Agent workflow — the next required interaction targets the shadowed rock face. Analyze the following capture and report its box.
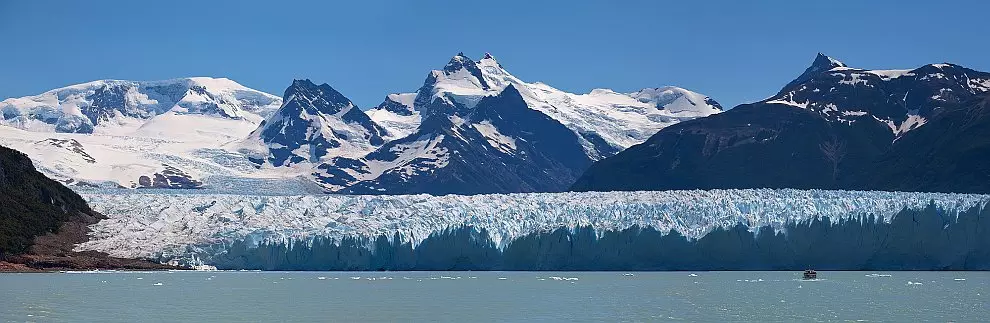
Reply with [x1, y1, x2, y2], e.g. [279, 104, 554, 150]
[210, 204, 990, 271]
[253, 79, 387, 167]
[572, 55, 990, 194]
[339, 85, 592, 195]
[137, 165, 204, 189]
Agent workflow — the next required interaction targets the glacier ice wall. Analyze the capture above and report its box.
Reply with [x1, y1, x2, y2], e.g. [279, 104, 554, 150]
[75, 189, 989, 268]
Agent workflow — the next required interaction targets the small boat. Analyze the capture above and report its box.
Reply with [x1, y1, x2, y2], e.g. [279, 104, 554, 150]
[802, 270, 818, 280]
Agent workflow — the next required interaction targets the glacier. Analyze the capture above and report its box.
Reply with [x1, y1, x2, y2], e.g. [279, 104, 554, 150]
[74, 189, 990, 270]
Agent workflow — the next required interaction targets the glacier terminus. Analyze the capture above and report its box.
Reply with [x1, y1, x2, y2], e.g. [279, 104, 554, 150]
[76, 189, 990, 270]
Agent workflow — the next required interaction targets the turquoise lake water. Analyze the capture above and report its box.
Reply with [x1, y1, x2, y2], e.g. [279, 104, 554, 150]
[1, 271, 986, 322]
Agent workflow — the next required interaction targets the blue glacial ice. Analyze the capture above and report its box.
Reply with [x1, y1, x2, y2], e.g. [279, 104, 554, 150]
[75, 189, 990, 270]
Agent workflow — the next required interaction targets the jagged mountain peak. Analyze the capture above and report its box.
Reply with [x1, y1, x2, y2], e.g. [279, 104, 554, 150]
[281, 79, 356, 116]
[769, 54, 990, 136]
[247, 79, 385, 166]
[498, 83, 522, 99]
[441, 52, 490, 90]
[814, 52, 847, 69]
[781, 53, 849, 91]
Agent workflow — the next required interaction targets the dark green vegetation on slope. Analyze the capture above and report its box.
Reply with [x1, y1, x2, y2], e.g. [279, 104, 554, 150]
[0, 145, 178, 270]
[0, 145, 96, 257]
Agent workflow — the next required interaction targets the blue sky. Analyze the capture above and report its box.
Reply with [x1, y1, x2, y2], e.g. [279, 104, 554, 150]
[1, 0, 988, 109]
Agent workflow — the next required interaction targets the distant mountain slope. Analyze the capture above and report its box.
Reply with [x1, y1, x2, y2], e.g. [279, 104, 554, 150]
[0, 77, 286, 190]
[0, 54, 721, 194]
[242, 79, 387, 166]
[336, 85, 591, 194]
[310, 53, 722, 194]
[768, 53, 990, 136]
[853, 94, 990, 193]
[0, 77, 281, 134]
[572, 54, 990, 193]
[366, 53, 723, 160]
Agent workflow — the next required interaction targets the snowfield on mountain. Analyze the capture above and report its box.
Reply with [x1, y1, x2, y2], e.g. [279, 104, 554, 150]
[0, 53, 721, 194]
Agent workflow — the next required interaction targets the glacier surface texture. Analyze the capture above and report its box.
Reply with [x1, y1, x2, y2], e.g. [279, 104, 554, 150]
[77, 189, 990, 270]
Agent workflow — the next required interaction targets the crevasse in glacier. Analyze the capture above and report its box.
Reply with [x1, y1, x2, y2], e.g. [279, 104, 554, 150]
[75, 189, 990, 270]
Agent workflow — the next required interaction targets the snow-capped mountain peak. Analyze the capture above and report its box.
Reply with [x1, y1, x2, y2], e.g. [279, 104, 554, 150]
[0, 77, 285, 189]
[246, 79, 386, 166]
[397, 52, 724, 160]
[367, 93, 420, 140]
[781, 53, 848, 91]
[442, 52, 489, 90]
[768, 54, 990, 136]
[817, 52, 847, 69]
[0, 77, 281, 134]
[629, 86, 723, 116]
[280, 79, 356, 116]
[2, 53, 723, 195]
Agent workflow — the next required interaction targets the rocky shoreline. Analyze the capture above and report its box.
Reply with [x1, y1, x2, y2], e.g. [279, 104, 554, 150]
[0, 211, 183, 273]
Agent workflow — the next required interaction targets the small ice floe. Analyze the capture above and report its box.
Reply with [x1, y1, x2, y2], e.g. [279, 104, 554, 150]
[403, 277, 411, 280]
[550, 276, 563, 281]
[564, 277, 579, 281]
[136, 277, 144, 280]
[623, 273, 634, 277]
[907, 281, 923, 285]
[954, 278, 967, 281]
[538, 278, 546, 281]
[688, 273, 698, 277]
[469, 276, 478, 279]
[497, 277, 508, 280]
[350, 277, 361, 280]
[153, 283, 163, 286]
[317, 277, 327, 280]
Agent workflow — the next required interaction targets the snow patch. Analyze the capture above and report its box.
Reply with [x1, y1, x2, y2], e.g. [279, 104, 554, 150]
[473, 120, 517, 154]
